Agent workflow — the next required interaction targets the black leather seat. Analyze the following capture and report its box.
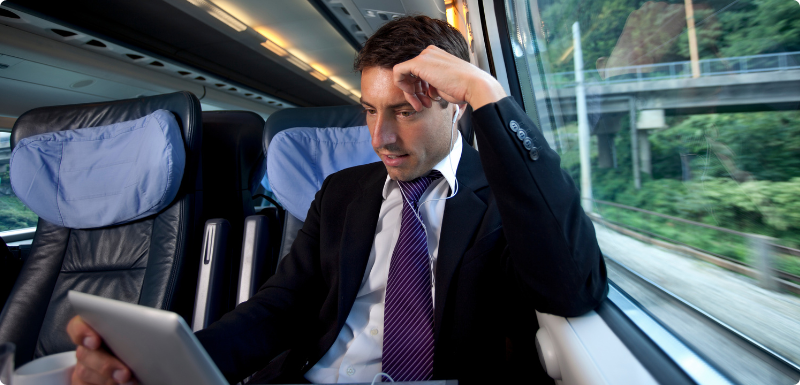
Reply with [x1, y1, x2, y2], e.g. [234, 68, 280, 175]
[197, 111, 266, 323]
[0, 92, 204, 367]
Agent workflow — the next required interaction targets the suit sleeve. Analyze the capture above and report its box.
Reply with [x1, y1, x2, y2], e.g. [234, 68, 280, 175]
[194, 176, 331, 383]
[472, 96, 607, 317]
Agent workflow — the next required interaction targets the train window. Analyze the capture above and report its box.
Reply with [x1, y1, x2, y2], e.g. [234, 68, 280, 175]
[0, 128, 38, 232]
[501, 0, 800, 383]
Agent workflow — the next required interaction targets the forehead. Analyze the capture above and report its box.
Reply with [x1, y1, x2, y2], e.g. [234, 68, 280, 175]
[360, 67, 407, 106]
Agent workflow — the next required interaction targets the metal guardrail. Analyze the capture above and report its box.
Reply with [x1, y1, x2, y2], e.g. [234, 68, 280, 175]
[551, 51, 800, 88]
[589, 198, 800, 289]
[607, 258, 800, 382]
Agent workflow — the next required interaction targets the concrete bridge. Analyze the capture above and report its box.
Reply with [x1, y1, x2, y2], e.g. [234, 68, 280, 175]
[537, 52, 800, 186]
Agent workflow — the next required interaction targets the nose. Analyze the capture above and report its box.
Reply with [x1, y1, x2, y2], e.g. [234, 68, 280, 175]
[371, 112, 397, 150]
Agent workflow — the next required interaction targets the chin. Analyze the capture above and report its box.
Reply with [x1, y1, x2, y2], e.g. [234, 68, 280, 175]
[385, 167, 416, 182]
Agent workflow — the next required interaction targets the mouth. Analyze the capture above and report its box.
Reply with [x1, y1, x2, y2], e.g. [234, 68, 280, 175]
[381, 153, 409, 167]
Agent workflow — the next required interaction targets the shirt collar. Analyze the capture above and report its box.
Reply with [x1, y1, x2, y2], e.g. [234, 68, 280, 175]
[381, 131, 463, 199]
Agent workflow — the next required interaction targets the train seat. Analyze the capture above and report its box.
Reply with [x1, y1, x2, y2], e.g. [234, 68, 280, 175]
[0, 92, 204, 367]
[192, 111, 266, 329]
[235, 105, 376, 305]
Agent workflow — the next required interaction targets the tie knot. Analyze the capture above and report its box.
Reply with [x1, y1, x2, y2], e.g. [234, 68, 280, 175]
[397, 170, 443, 203]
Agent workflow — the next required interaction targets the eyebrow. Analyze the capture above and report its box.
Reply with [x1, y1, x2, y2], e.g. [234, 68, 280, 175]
[360, 99, 415, 109]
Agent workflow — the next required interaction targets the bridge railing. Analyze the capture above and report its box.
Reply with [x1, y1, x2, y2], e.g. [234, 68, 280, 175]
[551, 51, 800, 88]
[588, 198, 800, 292]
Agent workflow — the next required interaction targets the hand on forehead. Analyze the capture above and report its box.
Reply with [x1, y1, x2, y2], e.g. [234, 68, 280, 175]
[392, 45, 505, 112]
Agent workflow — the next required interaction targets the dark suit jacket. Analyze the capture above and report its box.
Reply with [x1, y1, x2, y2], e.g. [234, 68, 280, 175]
[196, 97, 608, 384]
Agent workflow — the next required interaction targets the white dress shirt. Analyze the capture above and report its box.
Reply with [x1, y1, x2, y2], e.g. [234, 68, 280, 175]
[304, 133, 463, 383]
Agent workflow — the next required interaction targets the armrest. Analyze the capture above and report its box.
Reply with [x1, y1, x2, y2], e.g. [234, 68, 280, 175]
[192, 219, 230, 332]
[237, 215, 272, 305]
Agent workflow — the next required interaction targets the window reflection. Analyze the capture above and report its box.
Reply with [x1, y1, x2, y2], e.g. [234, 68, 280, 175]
[0, 130, 38, 232]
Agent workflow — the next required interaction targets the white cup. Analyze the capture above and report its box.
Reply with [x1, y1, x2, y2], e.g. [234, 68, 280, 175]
[13, 351, 76, 385]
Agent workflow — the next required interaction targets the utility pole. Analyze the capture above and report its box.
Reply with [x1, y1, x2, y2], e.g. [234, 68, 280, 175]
[573, 22, 592, 213]
[685, 0, 701, 78]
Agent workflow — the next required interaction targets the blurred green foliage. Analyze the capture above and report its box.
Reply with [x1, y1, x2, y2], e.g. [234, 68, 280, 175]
[559, 111, 800, 273]
[0, 170, 38, 232]
[538, 0, 800, 73]
[535, 0, 800, 275]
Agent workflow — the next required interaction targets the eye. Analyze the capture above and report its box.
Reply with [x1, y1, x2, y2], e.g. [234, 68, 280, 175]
[398, 110, 416, 118]
[363, 108, 377, 115]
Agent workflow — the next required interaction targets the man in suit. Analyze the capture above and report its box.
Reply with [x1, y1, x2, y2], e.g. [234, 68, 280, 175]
[67, 15, 607, 385]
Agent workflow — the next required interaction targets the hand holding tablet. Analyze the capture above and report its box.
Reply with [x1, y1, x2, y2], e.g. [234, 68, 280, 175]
[67, 291, 227, 385]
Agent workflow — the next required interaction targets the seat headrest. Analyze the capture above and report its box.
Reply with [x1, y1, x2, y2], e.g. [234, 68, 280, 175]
[11, 91, 202, 191]
[263, 105, 379, 221]
[10, 92, 202, 228]
[10, 110, 186, 229]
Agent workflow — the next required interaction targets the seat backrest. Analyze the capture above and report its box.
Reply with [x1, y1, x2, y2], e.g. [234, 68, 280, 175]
[0, 92, 203, 367]
[263, 105, 376, 262]
[199, 111, 265, 319]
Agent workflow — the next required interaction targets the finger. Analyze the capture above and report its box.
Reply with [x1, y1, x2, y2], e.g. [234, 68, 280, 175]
[76, 345, 134, 384]
[402, 91, 423, 112]
[418, 92, 433, 109]
[427, 85, 441, 102]
[72, 367, 91, 385]
[415, 81, 433, 109]
[67, 316, 101, 350]
[74, 363, 118, 385]
[394, 72, 418, 95]
[436, 88, 466, 105]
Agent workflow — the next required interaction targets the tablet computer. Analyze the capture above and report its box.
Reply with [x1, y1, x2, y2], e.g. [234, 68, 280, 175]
[68, 290, 228, 385]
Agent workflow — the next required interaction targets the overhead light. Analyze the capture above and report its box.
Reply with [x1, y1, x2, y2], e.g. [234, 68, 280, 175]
[350, 89, 361, 98]
[330, 76, 353, 89]
[286, 56, 312, 71]
[186, 0, 247, 32]
[331, 83, 351, 95]
[311, 64, 330, 76]
[261, 40, 287, 56]
[310, 71, 328, 81]
[254, 27, 286, 47]
[288, 49, 313, 64]
[349, 94, 361, 103]
[446, 5, 456, 28]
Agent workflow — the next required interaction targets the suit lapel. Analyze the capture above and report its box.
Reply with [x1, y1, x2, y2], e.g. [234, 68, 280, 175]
[434, 142, 488, 344]
[335, 143, 489, 338]
[337, 164, 386, 328]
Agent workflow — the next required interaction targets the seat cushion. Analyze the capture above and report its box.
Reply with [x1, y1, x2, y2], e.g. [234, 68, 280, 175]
[10, 110, 185, 229]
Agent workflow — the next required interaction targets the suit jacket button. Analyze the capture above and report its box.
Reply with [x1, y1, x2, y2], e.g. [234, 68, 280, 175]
[510, 120, 520, 132]
[516, 130, 527, 140]
[523, 137, 533, 150]
[529, 147, 540, 161]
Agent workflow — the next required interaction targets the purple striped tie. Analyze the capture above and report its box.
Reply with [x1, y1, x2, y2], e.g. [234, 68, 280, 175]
[383, 170, 442, 381]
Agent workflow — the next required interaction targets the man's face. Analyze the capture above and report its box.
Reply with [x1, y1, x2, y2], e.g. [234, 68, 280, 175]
[361, 66, 456, 181]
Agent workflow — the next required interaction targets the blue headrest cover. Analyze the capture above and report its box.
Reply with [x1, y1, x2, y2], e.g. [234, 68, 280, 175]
[267, 125, 379, 221]
[10, 110, 186, 229]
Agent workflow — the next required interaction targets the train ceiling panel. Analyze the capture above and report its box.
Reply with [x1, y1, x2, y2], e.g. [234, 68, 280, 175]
[3, 0, 447, 109]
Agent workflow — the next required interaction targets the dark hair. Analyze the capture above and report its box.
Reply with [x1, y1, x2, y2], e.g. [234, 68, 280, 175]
[355, 15, 469, 71]
[355, 16, 469, 107]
